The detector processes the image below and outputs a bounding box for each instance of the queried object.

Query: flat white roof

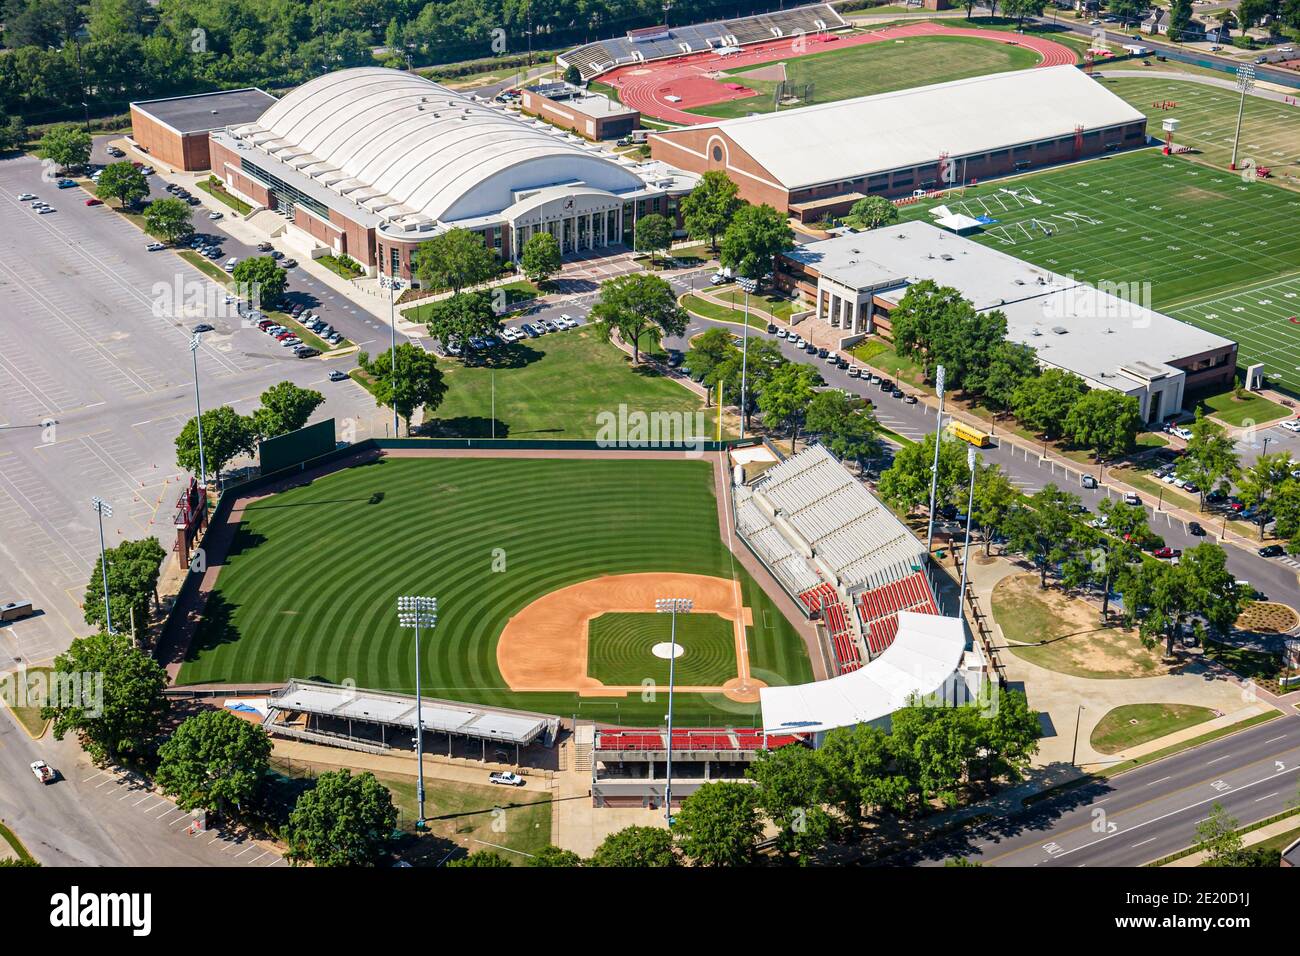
[669,65,1146,190]
[760,611,965,734]
[788,221,1235,388]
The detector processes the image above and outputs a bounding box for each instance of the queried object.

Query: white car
[17,192,35,201]
[146,241,164,251]
[1281,419,1300,433]
[489,771,525,787]
[1172,426,1193,440]
[558,314,575,329]
[208,210,224,220]
[37,206,55,214]
[30,760,56,784]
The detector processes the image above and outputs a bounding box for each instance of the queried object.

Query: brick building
[130,88,278,171]
[520,82,640,141]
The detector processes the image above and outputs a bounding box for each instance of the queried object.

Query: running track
[600,23,1077,126]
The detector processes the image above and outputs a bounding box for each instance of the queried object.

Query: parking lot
[0,149,383,670]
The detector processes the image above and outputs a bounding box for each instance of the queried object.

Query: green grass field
[587,612,738,686]
[899,150,1300,392]
[1098,75,1300,184]
[178,456,813,724]
[1089,702,1217,754]
[416,327,717,439]
[687,35,1041,119]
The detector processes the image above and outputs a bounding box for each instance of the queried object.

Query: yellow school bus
[946,419,992,448]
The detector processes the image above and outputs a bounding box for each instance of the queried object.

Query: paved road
[890,712,1300,866]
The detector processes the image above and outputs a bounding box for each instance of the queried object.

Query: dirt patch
[496,572,765,703]
[994,573,1168,680]
[1236,602,1299,635]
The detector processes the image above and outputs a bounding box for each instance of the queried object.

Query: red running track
[601,23,1077,126]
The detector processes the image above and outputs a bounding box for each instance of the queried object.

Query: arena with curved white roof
[179,67,697,280]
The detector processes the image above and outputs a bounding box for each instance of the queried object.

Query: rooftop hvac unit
[940,254,954,261]
[1052,326,1068,335]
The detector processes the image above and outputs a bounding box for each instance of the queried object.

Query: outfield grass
[1089,703,1218,754]
[587,612,738,686]
[688,35,1041,119]
[898,150,1300,393]
[178,456,813,723]
[418,327,716,440]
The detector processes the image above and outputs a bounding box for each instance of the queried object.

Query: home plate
[652,642,684,659]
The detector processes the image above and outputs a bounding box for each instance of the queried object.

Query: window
[390,247,400,276]
[240,157,329,219]
[711,145,723,161]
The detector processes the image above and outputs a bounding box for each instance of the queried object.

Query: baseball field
[177,453,815,725]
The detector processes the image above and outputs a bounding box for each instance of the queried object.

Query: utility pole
[926,365,947,556]
[388,276,400,437]
[91,497,114,634]
[737,276,757,438]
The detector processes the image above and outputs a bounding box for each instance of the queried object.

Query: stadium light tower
[957,445,977,618]
[1231,64,1255,171]
[736,276,758,438]
[91,496,114,634]
[387,275,402,438]
[189,333,208,489]
[397,594,438,828]
[655,597,692,825]
[925,365,947,556]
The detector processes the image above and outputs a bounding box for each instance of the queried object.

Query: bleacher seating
[855,571,940,657]
[558,3,848,79]
[596,728,805,752]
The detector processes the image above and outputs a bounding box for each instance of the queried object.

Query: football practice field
[900,150,1300,392]
[178,455,813,725]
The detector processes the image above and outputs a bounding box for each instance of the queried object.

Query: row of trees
[174,380,325,480]
[890,281,1144,460]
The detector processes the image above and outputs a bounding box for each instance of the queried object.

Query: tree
[1011,368,1087,439]
[562,64,582,85]
[1179,543,1249,644]
[519,231,562,285]
[685,327,739,402]
[749,743,834,862]
[251,381,324,441]
[972,341,1038,412]
[156,710,272,816]
[1089,498,1157,619]
[1195,803,1245,866]
[42,632,169,763]
[1237,452,1293,538]
[971,463,1016,556]
[1004,484,1082,588]
[755,361,822,449]
[1108,0,1148,26]
[356,343,447,435]
[719,202,794,289]
[711,338,786,419]
[680,169,741,251]
[175,405,256,481]
[37,122,91,170]
[96,160,148,208]
[286,770,397,867]
[844,194,899,231]
[0,113,28,152]
[1236,0,1271,29]
[673,782,762,867]
[1272,476,1300,548]
[877,431,971,514]
[804,390,881,466]
[448,850,513,867]
[231,256,287,310]
[1168,0,1194,40]
[589,825,676,867]
[634,212,673,267]
[422,291,499,350]
[979,689,1041,782]
[532,844,583,867]
[589,272,687,364]
[143,196,194,245]
[1002,0,1046,28]
[415,228,498,293]
[1175,410,1240,511]
[1064,389,1141,460]
[82,536,167,640]
[816,723,911,823]
[888,281,1005,392]
[889,702,984,809]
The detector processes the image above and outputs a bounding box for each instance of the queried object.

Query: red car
[1152,547,1182,559]
[84,197,102,206]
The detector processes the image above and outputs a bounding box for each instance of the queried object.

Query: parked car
[902,393,917,404]
[847,366,861,378]
[1258,544,1285,558]
[1152,547,1181,559]
[84,197,102,206]
[879,379,894,392]
[192,323,214,334]
[140,166,154,175]
[1188,521,1206,536]
[281,258,298,269]
[269,250,284,260]
[106,146,124,157]
[30,760,57,784]
[186,196,201,205]
[766,323,778,334]
[257,241,273,252]
[489,771,525,787]
[146,241,165,251]
[804,343,817,354]
[56,179,76,188]
[16,192,35,201]
[1281,419,1300,433]
[328,369,348,381]
[295,346,320,358]
[1123,492,1141,506]
[208,210,224,220]
[1081,474,1098,490]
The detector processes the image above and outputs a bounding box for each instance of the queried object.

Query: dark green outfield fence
[259,418,337,475]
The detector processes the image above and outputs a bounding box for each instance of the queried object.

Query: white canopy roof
[759,612,965,734]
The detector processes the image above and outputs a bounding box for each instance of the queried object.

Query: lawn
[196,176,253,216]
[1089,702,1218,754]
[405,280,540,325]
[688,34,1042,119]
[1,666,51,738]
[587,612,738,686]
[1194,388,1291,427]
[897,150,1300,393]
[680,293,772,330]
[848,338,928,388]
[419,327,716,440]
[993,573,1167,679]
[1203,640,1282,682]
[177,455,813,724]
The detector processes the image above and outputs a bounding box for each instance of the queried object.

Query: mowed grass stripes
[586,612,738,686]
[178,456,813,725]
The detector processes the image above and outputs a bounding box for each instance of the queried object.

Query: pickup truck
[489,771,525,787]
[30,760,57,785]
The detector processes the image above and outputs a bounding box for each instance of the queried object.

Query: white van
[224,257,238,273]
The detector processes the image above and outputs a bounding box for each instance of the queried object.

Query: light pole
[91,497,114,634]
[397,594,437,828]
[1231,64,1255,171]
[189,333,208,489]
[737,276,757,438]
[958,445,977,617]
[388,276,401,438]
[926,365,947,556]
[655,597,692,825]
